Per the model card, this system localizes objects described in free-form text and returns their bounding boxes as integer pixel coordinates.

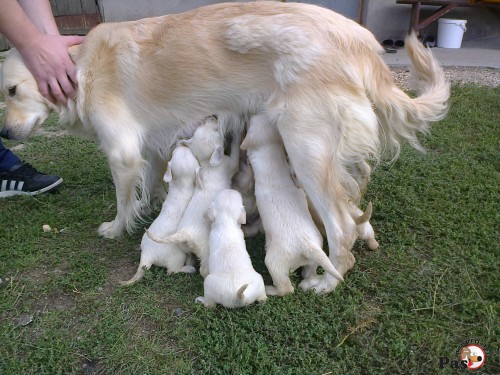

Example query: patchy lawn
[0,85,498,374]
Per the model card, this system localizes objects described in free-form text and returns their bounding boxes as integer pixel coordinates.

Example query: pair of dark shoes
[382,38,405,53]
[0,163,63,198]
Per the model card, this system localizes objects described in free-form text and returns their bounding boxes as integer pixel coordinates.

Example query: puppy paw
[298,276,322,291]
[300,274,339,294]
[336,252,356,276]
[180,265,197,274]
[195,296,206,304]
[366,238,379,251]
[98,221,124,239]
[265,285,280,296]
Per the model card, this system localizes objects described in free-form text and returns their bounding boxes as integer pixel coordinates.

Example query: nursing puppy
[120,142,199,285]
[147,117,240,277]
[0,2,449,288]
[241,114,343,296]
[196,189,267,308]
[231,150,263,237]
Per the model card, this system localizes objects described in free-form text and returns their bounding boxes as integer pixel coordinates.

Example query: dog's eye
[8,86,16,97]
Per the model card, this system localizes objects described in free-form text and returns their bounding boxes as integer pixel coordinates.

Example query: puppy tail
[369,32,450,160]
[146,230,200,255]
[237,284,249,299]
[119,267,145,286]
[120,264,149,286]
[308,244,344,282]
[352,201,372,225]
[237,282,267,304]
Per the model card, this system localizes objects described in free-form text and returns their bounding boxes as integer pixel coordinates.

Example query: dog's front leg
[98,149,145,239]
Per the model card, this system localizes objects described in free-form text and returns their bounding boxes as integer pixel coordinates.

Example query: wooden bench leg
[410,2,421,33]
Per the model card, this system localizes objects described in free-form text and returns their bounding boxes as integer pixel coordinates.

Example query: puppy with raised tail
[195,189,267,308]
[120,142,199,285]
[147,117,240,277]
[241,114,343,296]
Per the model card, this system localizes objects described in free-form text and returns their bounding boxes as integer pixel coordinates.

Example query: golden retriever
[0,1,449,283]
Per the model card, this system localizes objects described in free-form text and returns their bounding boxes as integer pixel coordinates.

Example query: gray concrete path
[383,41,500,69]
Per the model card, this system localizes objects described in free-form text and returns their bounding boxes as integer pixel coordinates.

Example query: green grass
[0,85,498,374]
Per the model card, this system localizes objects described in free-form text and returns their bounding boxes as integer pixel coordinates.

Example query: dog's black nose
[477,356,482,361]
[0,128,10,139]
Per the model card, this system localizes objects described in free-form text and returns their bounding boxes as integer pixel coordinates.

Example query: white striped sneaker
[0,163,63,198]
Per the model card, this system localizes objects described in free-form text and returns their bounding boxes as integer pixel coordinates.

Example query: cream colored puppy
[120,142,199,285]
[196,189,267,308]
[231,150,263,237]
[147,117,240,277]
[241,114,343,296]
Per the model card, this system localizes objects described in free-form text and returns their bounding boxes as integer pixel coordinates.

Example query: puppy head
[0,49,56,140]
[164,141,200,182]
[189,117,224,166]
[206,189,246,224]
[240,114,280,150]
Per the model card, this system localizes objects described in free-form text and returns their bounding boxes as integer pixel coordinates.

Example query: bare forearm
[18,0,60,35]
[0,0,43,50]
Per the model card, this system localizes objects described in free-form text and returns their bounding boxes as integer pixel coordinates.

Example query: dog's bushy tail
[369,32,450,160]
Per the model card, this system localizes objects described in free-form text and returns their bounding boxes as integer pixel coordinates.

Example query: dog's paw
[335,252,356,276]
[300,274,340,294]
[195,296,205,304]
[265,285,280,296]
[98,221,124,239]
[180,265,197,274]
[366,238,379,251]
[298,276,322,291]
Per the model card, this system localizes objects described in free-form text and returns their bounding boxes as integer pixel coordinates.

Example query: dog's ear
[163,162,172,183]
[238,208,247,225]
[68,45,82,64]
[204,207,216,222]
[240,134,253,150]
[210,146,223,167]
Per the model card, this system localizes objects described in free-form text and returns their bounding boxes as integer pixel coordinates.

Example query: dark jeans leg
[0,138,22,173]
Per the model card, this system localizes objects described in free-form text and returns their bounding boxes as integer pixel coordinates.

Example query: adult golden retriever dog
[0,1,449,285]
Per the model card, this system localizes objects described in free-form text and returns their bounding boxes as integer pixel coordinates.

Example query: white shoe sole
[0,178,63,198]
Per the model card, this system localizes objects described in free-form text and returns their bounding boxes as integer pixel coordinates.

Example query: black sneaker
[0,163,63,198]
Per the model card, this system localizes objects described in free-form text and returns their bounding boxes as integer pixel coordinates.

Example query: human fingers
[58,73,77,101]
[48,77,67,105]
[64,35,85,47]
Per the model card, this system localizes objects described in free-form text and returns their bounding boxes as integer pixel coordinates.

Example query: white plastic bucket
[437,18,467,48]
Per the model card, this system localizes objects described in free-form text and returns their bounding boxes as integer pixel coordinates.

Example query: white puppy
[231,150,263,237]
[196,189,267,308]
[120,142,199,285]
[147,117,240,277]
[241,114,343,296]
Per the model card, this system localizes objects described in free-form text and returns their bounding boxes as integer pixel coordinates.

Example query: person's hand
[18,33,84,105]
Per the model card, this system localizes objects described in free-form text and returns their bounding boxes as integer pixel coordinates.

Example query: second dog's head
[205,189,246,225]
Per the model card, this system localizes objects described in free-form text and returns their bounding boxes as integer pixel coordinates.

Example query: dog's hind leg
[275,111,357,292]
